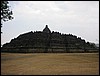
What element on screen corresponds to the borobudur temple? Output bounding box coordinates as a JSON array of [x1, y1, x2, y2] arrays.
[[1, 25, 98, 53]]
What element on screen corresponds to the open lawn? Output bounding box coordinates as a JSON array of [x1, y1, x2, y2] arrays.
[[1, 53, 99, 75]]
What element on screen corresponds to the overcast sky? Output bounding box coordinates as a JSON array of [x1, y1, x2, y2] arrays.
[[1, 1, 99, 45]]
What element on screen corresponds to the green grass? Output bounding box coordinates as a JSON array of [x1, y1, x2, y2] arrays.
[[1, 53, 99, 75]]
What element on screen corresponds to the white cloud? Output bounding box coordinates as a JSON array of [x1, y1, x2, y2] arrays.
[[1, 1, 99, 45]]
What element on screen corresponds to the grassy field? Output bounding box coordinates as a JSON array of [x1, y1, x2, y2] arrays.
[[1, 53, 99, 75]]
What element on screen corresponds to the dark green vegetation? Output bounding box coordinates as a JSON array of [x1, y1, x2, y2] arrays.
[[1, 25, 98, 53], [1, 53, 99, 75], [1, 1, 13, 33], [1, 1, 13, 24]]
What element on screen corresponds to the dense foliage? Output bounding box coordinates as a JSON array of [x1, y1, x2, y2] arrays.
[[1, 1, 13, 26]]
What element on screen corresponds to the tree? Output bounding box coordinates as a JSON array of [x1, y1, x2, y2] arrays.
[[1, 1, 13, 27]]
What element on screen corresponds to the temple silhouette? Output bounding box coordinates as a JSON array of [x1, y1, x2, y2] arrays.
[[1, 25, 98, 53]]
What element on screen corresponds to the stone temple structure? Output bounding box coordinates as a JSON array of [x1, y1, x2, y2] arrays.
[[1, 25, 98, 53]]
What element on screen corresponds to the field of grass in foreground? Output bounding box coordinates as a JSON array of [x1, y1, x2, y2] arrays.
[[1, 53, 99, 75]]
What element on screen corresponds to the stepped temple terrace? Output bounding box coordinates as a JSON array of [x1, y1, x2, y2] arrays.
[[1, 25, 98, 53]]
